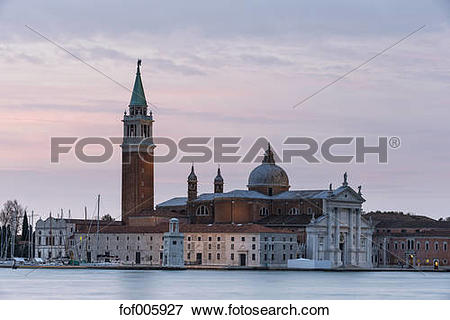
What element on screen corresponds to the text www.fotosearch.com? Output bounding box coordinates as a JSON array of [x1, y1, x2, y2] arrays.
[[118, 303, 330, 317]]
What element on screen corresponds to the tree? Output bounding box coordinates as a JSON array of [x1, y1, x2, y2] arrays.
[[0, 200, 26, 234], [21, 211, 29, 241], [101, 214, 115, 222]]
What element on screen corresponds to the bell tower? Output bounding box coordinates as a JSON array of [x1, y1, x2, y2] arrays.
[[121, 60, 155, 224], [187, 165, 198, 201]]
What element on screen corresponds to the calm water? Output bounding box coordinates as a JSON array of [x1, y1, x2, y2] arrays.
[[0, 268, 449, 299]]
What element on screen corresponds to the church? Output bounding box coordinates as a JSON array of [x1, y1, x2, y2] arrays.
[[36, 60, 374, 269], [121, 60, 374, 268]]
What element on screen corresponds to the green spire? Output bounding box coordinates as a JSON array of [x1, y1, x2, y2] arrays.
[[129, 59, 147, 106]]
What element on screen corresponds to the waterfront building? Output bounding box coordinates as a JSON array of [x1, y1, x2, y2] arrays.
[[34, 217, 121, 260], [368, 212, 450, 268], [72, 223, 298, 268]]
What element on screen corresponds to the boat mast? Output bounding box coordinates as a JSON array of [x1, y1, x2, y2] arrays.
[[96, 195, 100, 262], [10, 208, 16, 259], [30, 210, 34, 260]]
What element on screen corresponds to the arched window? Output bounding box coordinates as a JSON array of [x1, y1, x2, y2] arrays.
[[288, 208, 300, 215], [196, 205, 209, 216], [259, 207, 269, 216], [417, 242, 420, 250], [435, 242, 439, 251], [425, 241, 429, 251], [444, 242, 448, 251], [307, 207, 313, 214]]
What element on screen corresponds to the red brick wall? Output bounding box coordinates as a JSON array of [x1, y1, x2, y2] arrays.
[[122, 150, 154, 224]]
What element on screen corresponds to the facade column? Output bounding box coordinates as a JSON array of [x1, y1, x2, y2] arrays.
[[326, 207, 333, 260], [356, 209, 361, 265], [334, 208, 340, 266], [348, 208, 354, 265], [383, 237, 387, 267]]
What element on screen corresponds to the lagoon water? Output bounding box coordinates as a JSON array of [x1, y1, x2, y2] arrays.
[[0, 268, 449, 299]]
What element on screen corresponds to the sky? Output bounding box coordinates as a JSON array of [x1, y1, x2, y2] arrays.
[[0, 0, 450, 222]]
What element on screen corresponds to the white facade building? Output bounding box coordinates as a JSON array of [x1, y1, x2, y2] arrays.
[[305, 184, 373, 268]]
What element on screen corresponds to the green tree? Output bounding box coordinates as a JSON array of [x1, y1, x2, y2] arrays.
[[21, 211, 29, 241]]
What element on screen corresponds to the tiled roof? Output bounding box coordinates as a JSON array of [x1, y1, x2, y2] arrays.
[[156, 197, 188, 207], [365, 212, 450, 229]]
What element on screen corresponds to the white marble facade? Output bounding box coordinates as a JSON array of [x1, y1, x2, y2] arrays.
[[306, 187, 373, 268]]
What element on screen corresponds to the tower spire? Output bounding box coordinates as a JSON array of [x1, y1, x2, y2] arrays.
[[129, 59, 147, 107], [214, 165, 224, 193]]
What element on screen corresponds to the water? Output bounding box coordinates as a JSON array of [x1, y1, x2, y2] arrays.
[[0, 268, 449, 299]]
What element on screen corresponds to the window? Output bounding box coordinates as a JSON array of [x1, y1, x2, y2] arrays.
[[271, 254, 274, 260], [264, 254, 267, 261], [307, 207, 312, 214], [231, 253, 234, 260], [288, 208, 300, 215], [444, 242, 448, 251], [290, 254, 293, 259], [217, 253, 220, 260], [217, 244, 220, 249], [435, 242, 439, 251], [196, 205, 209, 216], [197, 237, 201, 241], [277, 208, 282, 214], [252, 254, 256, 261], [252, 237, 256, 241], [252, 244, 256, 250], [241, 237, 245, 242], [208, 237, 212, 241], [394, 242, 398, 250], [401, 242, 405, 250], [208, 253, 212, 260], [231, 237, 235, 242], [425, 241, 429, 251], [259, 207, 269, 216], [268, 188, 273, 196], [187, 253, 190, 260], [217, 237, 221, 241], [172, 241, 177, 245], [187, 244, 191, 249], [208, 244, 212, 250], [417, 242, 420, 250], [283, 254, 286, 261], [231, 244, 234, 250]]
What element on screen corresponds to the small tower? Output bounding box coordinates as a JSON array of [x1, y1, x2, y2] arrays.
[[121, 60, 155, 223], [214, 167, 224, 193], [187, 165, 198, 201], [162, 218, 184, 268]]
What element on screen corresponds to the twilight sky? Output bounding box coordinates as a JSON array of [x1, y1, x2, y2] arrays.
[[1, 0, 450, 221]]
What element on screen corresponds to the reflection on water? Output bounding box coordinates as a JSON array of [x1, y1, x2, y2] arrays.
[[0, 269, 449, 300]]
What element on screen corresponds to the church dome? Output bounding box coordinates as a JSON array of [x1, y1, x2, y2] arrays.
[[247, 145, 289, 188]]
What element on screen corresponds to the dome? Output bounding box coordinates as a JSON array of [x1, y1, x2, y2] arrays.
[[248, 163, 289, 187], [247, 144, 289, 188]]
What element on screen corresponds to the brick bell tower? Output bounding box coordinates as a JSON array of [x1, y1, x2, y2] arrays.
[[121, 60, 155, 224]]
